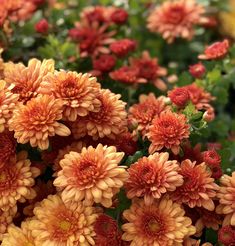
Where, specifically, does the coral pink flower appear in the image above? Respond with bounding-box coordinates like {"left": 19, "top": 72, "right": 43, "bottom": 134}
{"left": 35, "top": 18, "right": 49, "bottom": 33}
{"left": 9, "top": 95, "right": 71, "bottom": 150}
{"left": 168, "top": 87, "right": 190, "bottom": 107}
{"left": 110, "top": 39, "right": 136, "bottom": 57}
{"left": 93, "top": 54, "right": 116, "bottom": 72}
{"left": 54, "top": 144, "right": 128, "bottom": 207}
{"left": 172, "top": 159, "right": 219, "bottom": 210}
{"left": 147, "top": 0, "right": 207, "bottom": 43}
{"left": 198, "top": 39, "right": 230, "bottom": 60}
{"left": 147, "top": 111, "right": 190, "bottom": 154}
{"left": 122, "top": 198, "right": 196, "bottom": 245}
{"left": 125, "top": 152, "right": 183, "bottom": 205}
{"left": 189, "top": 62, "right": 206, "bottom": 78}
{"left": 40, "top": 71, "right": 101, "bottom": 121}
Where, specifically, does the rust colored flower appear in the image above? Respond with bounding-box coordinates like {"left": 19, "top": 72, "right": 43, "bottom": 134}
{"left": 110, "top": 39, "right": 136, "bottom": 57}
{"left": 0, "top": 131, "right": 16, "bottom": 168}
{"left": 1, "top": 221, "right": 35, "bottom": 246}
{"left": 71, "top": 89, "right": 127, "bottom": 140}
{"left": 40, "top": 71, "right": 101, "bottom": 121}
{"left": 31, "top": 194, "right": 99, "bottom": 245}
{"left": 218, "top": 225, "right": 235, "bottom": 246}
{"left": 0, "top": 80, "right": 19, "bottom": 133}
{"left": 172, "top": 159, "right": 219, "bottom": 210}
{"left": 9, "top": 95, "right": 71, "bottom": 150}
{"left": 128, "top": 93, "right": 168, "bottom": 135}
{"left": 54, "top": 144, "right": 128, "bottom": 207}
{"left": 0, "top": 207, "right": 16, "bottom": 241}
{"left": 189, "top": 62, "right": 206, "bottom": 78}
{"left": 147, "top": 111, "right": 190, "bottom": 155}
{"left": 0, "top": 151, "right": 40, "bottom": 211}
{"left": 125, "top": 152, "right": 183, "bottom": 205}
{"left": 93, "top": 54, "right": 116, "bottom": 72}
{"left": 4, "top": 58, "right": 55, "bottom": 103}
{"left": 198, "top": 39, "right": 230, "bottom": 60}
{"left": 110, "top": 8, "right": 128, "bottom": 24}
{"left": 216, "top": 172, "right": 235, "bottom": 226}
{"left": 147, "top": 0, "right": 207, "bottom": 43}
{"left": 35, "top": 18, "right": 49, "bottom": 33}
{"left": 168, "top": 87, "right": 190, "bottom": 107}
{"left": 80, "top": 6, "right": 107, "bottom": 24}
{"left": 122, "top": 198, "right": 196, "bottom": 245}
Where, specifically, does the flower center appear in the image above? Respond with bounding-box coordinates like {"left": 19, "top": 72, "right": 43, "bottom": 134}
{"left": 148, "top": 219, "right": 160, "bottom": 233}
{"left": 59, "top": 220, "right": 71, "bottom": 231}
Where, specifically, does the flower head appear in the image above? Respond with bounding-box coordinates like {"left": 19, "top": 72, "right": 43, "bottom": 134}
{"left": 147, "top": 0, "right": 206, "bottom": 43}
{"left": 71, "top": 89, "right": 127, "bottom": 140}
{"left": 110, "top": 8, "right": 128, "bottom": 24}
{"left": 218, "top": 225, "right": 235, "bottom": 246}
{"left": 0, "top": 207, "right": 16, "bottom": 241}
{"left": 93, "top": 54, "right": 116, "bottom": 72}
{"left": 172, "top": 159, "right": 219, "bottom": 210}
{"left": 198, "top": 39, "right": 230, "bottom": 60}
{"left": 35, "top": 18, "right": 49, "bottom": 33}
{"left": 147, "top": 111, "right": 190, "bottom": 154}
{"left": 54, "top": 144, "right": 128, "bottom": 207}
{"left": 31, "top": 194, "right": 99, "bottom": 245}
{"left": 168, "top": 87, "right": 190, "bottom": 107}
{"left": 9, "top": 95, "right": 71, "bottom": 150}
{"left": 125, "top": 152, "right": 183, "bottom": 205}
{"left": 110, "top": 39, "right": 136, "bottom": 57}
{"left": 122, "top": 198, "right": 196, "bottom": 245}
{"left": 40, "top": 71, "right": 101, "bottom": 121}
{"left": 189, "top": 62, "right": 206, "bottom": 78}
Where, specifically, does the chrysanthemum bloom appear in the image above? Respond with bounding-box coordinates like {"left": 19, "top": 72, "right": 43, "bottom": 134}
{"left": 189, "top": 62, "right": 206, "bottom": 79}
{"left": 110, "top": 39, "right": 136, "bottom": 57}
{"left": 128, "top": 93, "right": 168, "bottom": 136}
{"left": 172, "top": 159, "right": 219, "bottom": 210}
{"left": 218, "top": 225, "right": 235, "bottom": 246}
{"left": 71, "top": 89, "right": 127, "bottom": 140}
{"left": 9, "top": 95, "right": 71, "bottom": 150}
{"left": 110, "top": 8, "right": 128, "bottom": 24}
{"left": 168, "top": 87, "right": 190, "bottom": 107}
{"left": 0, "top": 131, "right": 16, "bottom": 168}
{"left": 31, "top": 194, "right": 99, "bottom": 245}
{"left": 4, "top": 58, "right": 54, "bottom": 103}
{"left": 0, "top": 151, "right": 40, "bottom": 211}
{"left": 216, "top": 172, "right": 235, "bottom": 226}
{"left": 147, "top": 111, "right": 190, "bottom": 155}
{"left": 40, "top": 71, "right": 101, "bottom": 121}
{"left": 122, "top": 198, "right": 196, "bottom": 245}
{"left": 35, "top": 18, "right": 49, "bottom": 33}
{"left": 147, "top": 0, "right": 207, "bottom": 43}
{"left": 69, "top": 22, "right": 116, "bottom": 57}
{"left": 125, "top": 152, "right": 183, "bottom": 205}
{"left": 1, "top": 221, "right": 35, "bottom": 246}
{"left": 93, "top": 54, "right": 116, "bottom": 73}
{"left": 198, "top": 39, "right": 230, "bottom": 60}
{"left": 203, "top": 107, "right": 215, "bottom": 122}
{"left": 54, "top": 144, "right": 128, "bottom": 207}
{"left": 0, "top": 80, "right": 19, "bottom": 133}
{"left": 183, "top": 238, "right": 213, "bottom": 246}
{"left": 0, "top": 207, "right": 16, "bottom": 241}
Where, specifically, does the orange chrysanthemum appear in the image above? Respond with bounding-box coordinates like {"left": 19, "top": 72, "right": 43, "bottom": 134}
{"left": 128, "top": 93, "right": 168, "bottom": 136}
{"left": 54, "top": 144, "right": 128, "bottom": 207}
{"left": 122, "top": 198, "right": 196, "bottom": 246}
{"left": 147, "top": 0, "right": 207, "bottom": 43}
{"left": 172, "top": 159, "right": 219, "bottom": 210}
{"left": 1, "top": 221, "right": 35, "bottom": 246}
{"left": 0, "top": 151, "right": 40, "bottom": 211}
{"left": 40, "top": 71, "right": 101, "bottom": 121}
{"left": 31, "top": 194, "right": 99, "bottom": 245}
{"left": 9, "top": 95, "right": 71, "bottom": 150}
{"left": 147, "top": 111, "right": 190, "bottom": 155}
{"left": 71, "top": 89, "right": 127, "bottom": 140}
{"left": 4, "top": 58, "right": 54, "bottom": 103}
{"left": 216, "top": 172, "right": 235, "bottom": 226}
{"left": 0, "top": 80, "right": 19, "bottom": 133}
{"left": 125, "top": 152, "right": 183, "bottom": 205}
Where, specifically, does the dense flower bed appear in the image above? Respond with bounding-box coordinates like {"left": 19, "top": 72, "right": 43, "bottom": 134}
{"left": 1, "top": 0, "right": 235, "bottom": 245}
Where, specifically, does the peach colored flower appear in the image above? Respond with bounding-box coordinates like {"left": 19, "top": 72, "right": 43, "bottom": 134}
{"left": 54, "top": 144, "right": 128, "bottom": 207}
{"left": 40, "top": 71, "right": 101, "bottom": 121}
{"left": 4, "top": 58, "right": 54, "bottom": 103}
{"left": 128, "top": 93, "right": 168, "bottom": 136}
{"left": 122, "top": 198, "right": 196, "bottom": 246}
{"left": 172, "top": 159, "right": 219, "bottom": 210}
{"left": 0, "top": 151, "right": 40, "bottom": 211}
{"left": 0, "top": 80, "right": 19, "bottom": 133}
{"left": 1, "top": 221, "right": 35, "bottom": 246}
{"left": 147, "top": 0, "right": 207, "bottom": 43}
{"left": 125, "top": 152, "right": 183, "bottom": 205}
{"left": 9, "top": 95, "right": 71, "bottom": 150}
{"left": 147, "top": 111, "right": 190, "bottom": 155}
{"left": 71, "top": 89, "right": 127, "bottom": 140}
{"left": 31, "top": 194, "right": 99, "bottom": 245}
{"left": 216, "top": 172, "right": 235, "bottom": 226}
